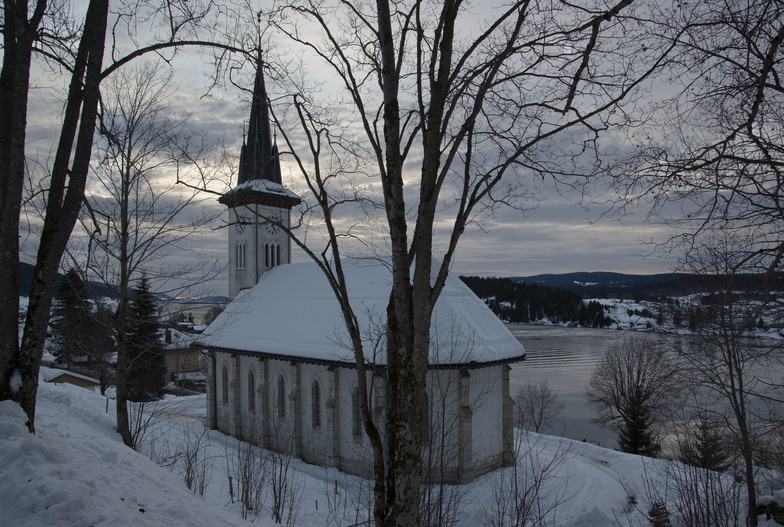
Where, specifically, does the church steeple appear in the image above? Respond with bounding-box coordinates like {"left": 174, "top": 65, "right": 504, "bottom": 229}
{"left": 238, "top": 55, "right": 281, "bottom": 185}
{"left": 219, "top": 52, "right": 301, "bottom": 298}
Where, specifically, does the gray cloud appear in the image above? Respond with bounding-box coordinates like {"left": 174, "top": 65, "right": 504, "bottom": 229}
{"left": 22, "top": 31, "right": 676, "bottom": 300}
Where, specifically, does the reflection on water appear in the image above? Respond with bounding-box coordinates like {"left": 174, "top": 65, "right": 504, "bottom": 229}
{"left": 507, "top": 324, "right": 784, "bottom": 452}
{"left": 507, "top": 325, "right": 628, "bottom": 449}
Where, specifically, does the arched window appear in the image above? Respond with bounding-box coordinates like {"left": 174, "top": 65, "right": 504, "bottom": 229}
{"left": 352, "top": 387, "right": 362, "bottom": 438}
{"left": 276, "top": 244, "right": 281, "bottom": 266}
{"left": 221, "top": 365, "right": 229, "bottom": 405}
{"left": 265, "top": 243, "right": 270, "bottom": 268}
{"left": 242, "top": 242, "right": 247, "bottom": 269}
{"left": 277, "top": 374, "right": 286, "bottom": 419}
{"left": 248, "top": 369, "right": 256, "bottom": 411}
{"left": 311, "top": 380, "right": 321, "bottom": 429}
{"left": 235, "top": 242, "right": 246, "bottom": 270}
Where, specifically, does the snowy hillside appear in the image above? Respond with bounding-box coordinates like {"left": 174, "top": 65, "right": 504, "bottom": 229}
{"left": 1, "top": 378, "right": 782, "bottom": 526}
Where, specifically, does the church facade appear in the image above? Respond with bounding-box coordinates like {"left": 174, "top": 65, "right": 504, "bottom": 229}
{"left": 196, "top": 61, "right": 525, "bottom": 484}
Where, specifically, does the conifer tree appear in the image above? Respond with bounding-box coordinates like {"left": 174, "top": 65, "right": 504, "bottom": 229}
{"left": 50, "top": 268, "right": 115, "bottom": 391}
{"left": 125, "top": 275, "right": 165, "bottom": 401}
{"left": 50, "top": 269, "right": 93, "bottom": 369}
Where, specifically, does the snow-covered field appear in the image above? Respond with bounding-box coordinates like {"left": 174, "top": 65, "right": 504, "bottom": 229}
{"left": 1, "top": 377, "right": 782, "bottom": 526}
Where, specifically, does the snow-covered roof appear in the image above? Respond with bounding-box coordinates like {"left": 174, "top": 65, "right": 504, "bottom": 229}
{"left": 223, "top": 179, "right": 300, "bottom": 201}
{"left": 195, "top": 260, "right": 525, "bottom": 367}
{"left": 41, "top": 367, "right": 100, "bottom": 385}
{"left": 164, "top": 328, "right": 200, "bottom": 350}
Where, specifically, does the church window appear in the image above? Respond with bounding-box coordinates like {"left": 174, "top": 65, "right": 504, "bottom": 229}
{"left": 248, "top": 369, "right": 256, "bottom": 411}
{"left": 221, "top": 365, "right": 229, "bottom": 405}
{"left": 237, "top": 242, "right": 247, "bottom": 269}
{"left": 277, "top": 374, "right": 286, "bottom": 419}
{"left": 352, "top": 387, "right": 362, "bottom": 439}
{"left": 265, "top": 243, "right": 270, "bottom": 269}
{"left": 311, "top": 380, "right": 321, "bottom": 429}
{"left": 276, "top": 244, "right": 281, "bottom": 266}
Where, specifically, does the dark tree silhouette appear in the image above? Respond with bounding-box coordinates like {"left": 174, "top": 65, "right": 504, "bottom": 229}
{"left": 125, "top": 276, "right": 164, "bottom": 402}
{"left": 49, "top": 268, "right": 115, "bottom": 393}
{"left": 50, "top": 269, "right": 93, "bottom": 369}
{"left": 586, "top": 336, "right": 680, "bottom": 455}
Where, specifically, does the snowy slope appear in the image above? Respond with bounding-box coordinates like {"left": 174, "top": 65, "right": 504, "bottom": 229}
{"left": 0, "top": 382, "right": 253, "bottom": 527}
{"left": 1, "top": 378, "right": 781, "bottom": 526}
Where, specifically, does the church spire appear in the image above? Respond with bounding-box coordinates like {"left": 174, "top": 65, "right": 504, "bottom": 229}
{"left": 238, "top": 53, "right": 281, "bottom": 185}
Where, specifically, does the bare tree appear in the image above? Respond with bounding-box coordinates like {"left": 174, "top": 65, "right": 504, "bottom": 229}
{"left": 483, "top": 433, "right": 573, "bottom": 527}
{"left": 612, "top": 0, "right": 784, "bottom": 289}
{"left": 0, "top": 0, "right": 249, "bottom": 431}
{"left": 666, "top": 234, "right": 784, "bottom": 526}
{"left": 0, "top": 0, "right": 109, "bottom": 431}
{"left": 606, "top": 1, "right": 784, "bottom": 520}
{"left": 83, "top": 61, "right": 221, "bottom": 445}
{"left": 515, "top": 380, "right": 564, "bottom": 434}
{"left": 586, "top": 336, "right": 680, "bottom": 455}
{"left": 225, "top": 1, "right": 677, "bottom": 523}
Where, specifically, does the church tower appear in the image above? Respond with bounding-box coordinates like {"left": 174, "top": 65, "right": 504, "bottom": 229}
{"left": 219, "top": 58, "right": 301, "bottom": 298}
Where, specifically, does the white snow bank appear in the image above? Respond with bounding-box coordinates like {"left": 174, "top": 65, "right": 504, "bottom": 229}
{"left": 0, "top": 382, "right": 252, "bottom": 527}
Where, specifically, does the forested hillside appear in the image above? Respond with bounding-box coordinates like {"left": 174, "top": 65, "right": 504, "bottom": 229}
{"left": 460, "top": 276, "right": 612, "bottom": 327}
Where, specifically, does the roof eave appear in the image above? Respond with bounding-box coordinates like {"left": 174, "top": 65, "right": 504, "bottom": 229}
{"left": 219, "top": 188, "right": 302, "bottom": 209}
{"left": 192, "top": 342, "right": 525, "bottom": 370}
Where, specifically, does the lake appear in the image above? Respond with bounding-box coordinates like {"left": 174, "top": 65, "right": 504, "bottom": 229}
{"left": 507, "top": 324, "right": 626, "bottom": 448}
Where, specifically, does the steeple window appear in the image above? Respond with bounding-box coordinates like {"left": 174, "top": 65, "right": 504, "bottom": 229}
{"left": 235, "top": 242, "right": 247, "bottom": 270}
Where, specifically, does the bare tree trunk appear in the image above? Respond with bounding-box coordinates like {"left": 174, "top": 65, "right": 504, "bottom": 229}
{"left": 0, "top": 0, "right": 108, "bottom": 431}
{"left": 115, "top": 293, "right": 133, "bottom": 446}
{"left": 0, "top": 0, "right": 46, "bottom": 413}
{"left": 265, "top": 0, "right": 663, "bottom": 522}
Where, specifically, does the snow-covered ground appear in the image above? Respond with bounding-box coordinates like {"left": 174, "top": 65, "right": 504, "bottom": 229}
{"left": 2, "top": 376, "right": 783, "bottom": 526}
{"left": 590, "top": 297, "right": 784, "bottom": 339}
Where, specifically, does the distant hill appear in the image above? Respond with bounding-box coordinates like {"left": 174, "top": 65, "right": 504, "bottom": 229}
{"left": 511, "top": 271, "right": 783, "bottom": 300}
{"left": 19, "top": 262, "right": 228, "bottom": 303}
{"left": 20, "top": 261, "right": 128, "bottom": 299}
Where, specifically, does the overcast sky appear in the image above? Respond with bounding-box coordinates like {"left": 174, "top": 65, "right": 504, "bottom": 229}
{"left": 22, "top": 5, "right": 678, "bottom": 299}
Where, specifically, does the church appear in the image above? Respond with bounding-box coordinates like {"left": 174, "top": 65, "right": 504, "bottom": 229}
{"left": 195, "top": 61, "right": 526, "bottom": 484}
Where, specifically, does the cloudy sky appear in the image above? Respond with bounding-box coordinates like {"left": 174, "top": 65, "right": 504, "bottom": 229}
{"left": 22, "top": 3, "right": 678, "bottom": 298}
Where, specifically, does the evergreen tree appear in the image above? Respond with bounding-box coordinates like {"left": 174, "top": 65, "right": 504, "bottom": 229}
{"left": 678, "top": 414, "right": 731, "bottom": 471}
{"left": 616, "top": 397, "right": 656, "bottom": 455}
{"left": 50, "top": 268, "right": 92, "bottom": 369}
{"left": 50, "top": 269, "right": 115, "bottom": 391}
{"left": 125, "top": 275, "right": 165, "bottom": 401}
{"left": 586, "top": 337, "right": 679, "bottom": 456}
